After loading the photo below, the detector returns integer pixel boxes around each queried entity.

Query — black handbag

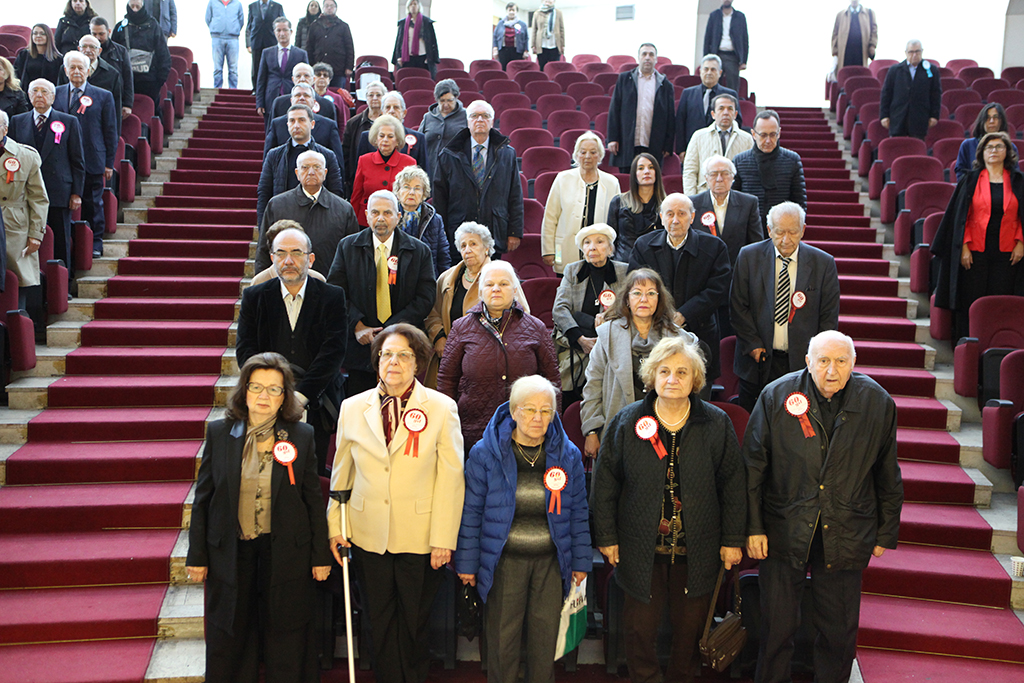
[456,583,482,640]
[699,564,747,672]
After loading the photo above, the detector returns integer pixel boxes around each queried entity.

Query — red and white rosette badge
[312,101,320,113]
[599,288,616,310]
[50,120,66,144]
[701,211,717,236]
[785,392,816,438]
[544,466,567,514]
[3,157,20,184]
[273,440,298,484]
[387,255,398,285]
[77,95,92,115]
[788,291,806,324]
[405,134,417,148]
[402,408,427,458]
[635,415,668,459]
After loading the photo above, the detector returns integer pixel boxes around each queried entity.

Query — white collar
[374,230,396,254]
[773,243,799,261]
[36,107,54,119]
[302,186,322,202]
[280,276,309,301]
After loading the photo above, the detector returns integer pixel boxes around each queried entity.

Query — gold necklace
[513,440,543,467]
[655,398,690,430]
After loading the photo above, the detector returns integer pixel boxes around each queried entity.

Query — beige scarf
[238,415,277,540]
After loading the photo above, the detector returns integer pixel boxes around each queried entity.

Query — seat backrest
[454,77,480,94]
[492,92,531,115]
[594,112,609,137]
[954,102,985,128]
[715,336,740,400]
[483,78,521,101]
[514,70,549,91]
[858,101,881,125]
[580,62,613,80]
[673,74,702,91]
[970,296,1024,351]
[520,277,560,327]
[546,109,590,139]
[593,72,620,94]
[508,127,554,154]
[132,94,155,120]
[1000,66,1024,84]
[475,69,511,89]
[1006,104,1024,131]
[579,94,611,121]
[458,91,486,107]
[972,78,1011,100]
[398,76,435,92]
[543,61,576,77]
[942,88,982,111]
[0,25,32,40]
[987,89,1024,108]
[567,81,605,104]
[616,61,638,73]
[959,66,996,84]
[571,54,601,68]
[507,60,539,78]
[502,234,554,279]
[523,198,544,234]
[355,54,389,69]
[877,136,928,166]
[521,146,572,178]
[921,211,943,244]
[469,59,501,77]
[998,349,1024,409]
[711,400,750,444]
[891,155,944,190]
[532,171,558,203]
[946,58,979,75]
[837,65,872,88]
[170,54,189,77]
[553,71,588,91]
[0,34,27,53]
[942,77,968,92]
[842,76,880,96]
[354,65,390,81]
[436,68,468,81]
[405,105,428,129]
[607,55,635,69]
[394,66,430,84]
[930,137,962,172]
[561,401,586,456]
[536,93,577,121]
[865,118,888,146]
[660,64,690,80]
[905,181,955,222]
[403,89,436,109]
[874,65,891,84]
[849,88,881,109]
[925,119,966,150]
[498,108,542,135]
[525,80,562,104]
[40,225,55,262]
[121,113,143,142]
[438,57,465,70]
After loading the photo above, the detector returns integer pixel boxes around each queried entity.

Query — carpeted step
[46,375,219,407]
[106,275,242,298]
[896,428,962,464]
[3,440,201,485]
[161,181,257,197]
[839,315,918,342]
[800,158,848,170]
[900,461,976,504]
[142,208,258,226]
[807,201,865,216]
[837,295,908,318]
[115,256,245,277]
[854,340,928,369]
[891,396,949,430]
[185,137,264,151]
[169,168,261,184]
[194,121,266,133]
[174,157,264,172]
[0,482,191,532]
[0,639,157,683]
[179,146,264,161]
[128,238,249,258]
[0,585,167,645]
[66,347,224,375]
[80,320,231,346]
[863,544,1008,606]
[153,194,256,210]
[802,168,855,180]
[135,222,255,240]
[26,407,210,442]
[805,178,856,191]
[858,594,1024,662]
[855,366,937,397]
[806,190,860,203]
[0,529,179,588]
[896,503,993,550]
[806,214,872,227]
[838,276,900,300]
[93,297,238,321]
[834,258,891,276]
[856,649,1024,682]
[805,240,884,258]
[804,226,878,243]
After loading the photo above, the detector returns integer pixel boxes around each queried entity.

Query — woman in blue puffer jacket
[455,375,591,683]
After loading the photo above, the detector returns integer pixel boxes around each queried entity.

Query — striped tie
[36,114,46,132]
[473,144,486,185]
[774,256,792,326]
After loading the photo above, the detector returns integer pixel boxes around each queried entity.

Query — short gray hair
[292,62,314,78]
[701,154,736,177]
[508,375,558,412]
[290,83,315,97]
[767,201,806,230]
[394,165,431,198]
[63,51,89,69]
[369,114,406,148]
[453,222,495,256]
[382,91,407,111]
[434,78,459,100]
[640,335,707,393]
[295,149,326,170]
[573,131,605,163]
[367,189,400,214]
[28,78,56,95]
[365,81,389,98]
[700,54,723,70]
[0,110,8,129]
[273,16,292,29]
[807,330,857,359]
[467,99,495,120]
[906,39,923,51]
[479,259,521,293]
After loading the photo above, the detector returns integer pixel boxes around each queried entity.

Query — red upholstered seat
[982,349,1024,472]
[567,81,605,105]
[532,171,558,203]
[356,55,389,68]
[469,59,501,77]
[561,401,586,457]
[491,92,531,115]
[715,336,741,404]
[1000,66,1024,84]
[523,198,544,234]
[0,34,27,54]
[868,137,927,199]
[520,277,559,327]
[925,119,966,151]
[482,78,521,101]
[930,137,963,180]
[536,94,576,122]
[503,234,554,279]
[0,25,32,40]
[525,80,561,104]
[607,55,635,70]
[506,60,539,79]
[398,76,435,92]
[894,181,953,255]
[880,155,945,224]
[987,89,1024,108]
[673,74,702,91]
[454,77,479,94]
[593,72,620,94]
[405,105,427,129]
[954,102,985,129]
[571,54,600,68]
[946,58,979,75]
[941,77,968,92]
[842,87,881,139]
[475,69,511,90]
[580,62,613,81]
[543,61,576,77]
[942,88,982,112]
[41,226,69,316]
[553,71,588,92]
[508,127,554,155]
[711,401,749,444]
[546,110,590,141]
[958,66,996,84]
[121,114,151,178]
[910,212,945,293]
[514,71,549,91]
[498,108,542,135]
[438,57,465,70]
[972,78,1012,101]
[521,146,572,178]
[436,68,468,81]
[394,66,430,84]
[403,89,435,108]
[458,91,486,107]
[615,61,638,73]
[660,64,690,80]
[0,271,36,372]
[954,297,1024,403]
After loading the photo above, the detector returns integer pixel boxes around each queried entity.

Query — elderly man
[627,192,732,385]
[675,54,741,155]
[255,18,308,119]
[355,91,430,174]
[246,0,286,91]
[52,51,117,258]
[0,110,48,330]
[419,79,467,176]
[258,103,344,225]
[256,149,358,277]
[90,18,134,119]
[880,40,941,139]
[327,189,436,396]
[342,80,387,187]
[434,99,523,263]
[10,79,85,279]
[731,202,840,412]
[264,83,344,169]
[269,62,337,125]
[683,93,752,196]
[733,110,807,230]
[744,330,903,683]
[703,0,748,91]
[832,0,878,73]
[236,224,348,474]
[606,43,675,173]
[60,35,123,136]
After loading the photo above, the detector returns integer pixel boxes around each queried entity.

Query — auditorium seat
[403,89,435,108]
[506,60,539,79]
[491,92,531,115]
[894,181,954,255]
[398,76,435,92]
[869,137,927,199]
[925,119,966,151]
[356,54,389,68]
[930,137,963,181]
[580,62,613,81]
[553,71,588,92]
[953,102,985,129]
[498,108,542,135]
[881,155,945,224]
[520,277,559,328]
[40,226,69,316]
[475,69,511,90]
[579,95,611,121]
[483,78,521,101]
[469,59,501,77]
[946,58,979,75]
[987,89,1024,108]
[543,61,577,77]
[942,88,982,112]
[571,54,601,68]
[508,128,554,155]
[514,70,549,91]
[438,57,465,70]
[525,80,562,104]
[546,110,590,142]
[958,66,996,85]
[567,81,605,104]
[535,94,576,122]
[982,349,1024,472]
[521,147,572,178]
[972,78,1011,101]
[523,198,544,234]
[954,296,1024,402]
[532,171,558,203]
[503,234,554,279]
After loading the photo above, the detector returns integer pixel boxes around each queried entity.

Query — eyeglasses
[518,407,554,419]
[272,249,310,260]
[380,350,416,363]
[247,382,285,396]
[705,170,733,178]
[984,144,1007,152]
[629,289,659,300]
[468,112,493,120]
[754,131,780,140]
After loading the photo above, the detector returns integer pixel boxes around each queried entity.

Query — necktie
[719,129,730,153]
[279,47,289,95]
[376,243,392,323]
[473,144,486,185]
[70,88,82,113]
[36,114,46,132]
[775,256,792,326]
[703,87,712,118]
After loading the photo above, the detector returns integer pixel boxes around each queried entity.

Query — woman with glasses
[438,260,560,450]
[455,375,591,683]
[14,24,64,86]
[186,352,332,683]
[328,323,465,683]
[955,103,1019,183]
[933,131,1024,340]
[395,164,450,277]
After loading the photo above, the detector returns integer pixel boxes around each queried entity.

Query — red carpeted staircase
[0,90,260,683]
[773,107,1024,680]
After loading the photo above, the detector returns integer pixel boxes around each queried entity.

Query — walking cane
[331,492,357,683]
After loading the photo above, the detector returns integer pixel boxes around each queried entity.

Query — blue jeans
[211,36,238,89]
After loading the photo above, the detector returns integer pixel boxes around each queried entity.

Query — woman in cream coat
[541,131,620,274]
[328,323,464,683]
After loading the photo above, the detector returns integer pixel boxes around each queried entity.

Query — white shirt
[302,186,322,202]
[712,191,730,232]
[634,71,657,147]
[909,64,918,79]
[278,44,292,63]
[772,243,799,352]
[720,12,734,52]
[280,276,308,331]
[374,230,396,257]
[668,231,689,250]
[35,107,54,121]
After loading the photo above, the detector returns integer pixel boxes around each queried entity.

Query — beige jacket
[0,139,48,288]
[530,8,565,54]
[682,122,754,195]
[327,381,465,554]
[832,6,878,70]
[541,168,619,274]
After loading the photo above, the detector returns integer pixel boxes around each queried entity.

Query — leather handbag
[699,564,747,673]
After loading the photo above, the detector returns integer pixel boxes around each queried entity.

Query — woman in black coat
[392,0,439,78]
[186,352,332,683]
[591,335,746,683]
[608,152,665,263]
[14,24,64,87]
[305,0,354,88]
[55,0,97,55]
[112,0,171,108]
[0,57,31,119]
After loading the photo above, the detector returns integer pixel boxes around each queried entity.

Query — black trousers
[498,46,522,70]
[618,145,649,174]
[718,50,741,92]
[47,206,71,274]
[401,54,434,79]
[351,545,444,683]
[955,249,1022,341]
[81,173,105,252]
[537,48,561,71]
[755,529,863,683]
[622,557,711,683]
[738,350,791,413]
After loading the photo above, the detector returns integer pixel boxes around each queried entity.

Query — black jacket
[703,8,749,64]
[733,146,807,229]
[607,68,675,167]
[246,0,285,51]
[9,109,85,208]
[608,194,661,263]
[52,82,118,175]
[98,39,136,110]
[257,138,344,225]
[305,16,354,80]
[112,7,172,88]
[744,370,903,571]
[264,112,344,172]
[0,87,31,119]
[14,50,64,90]
[591,393,746,602]
[255,184,359,276]
[879,60,942,138]
[674,82,741,153]
[342,108,372,187]
[55,12,94,55]
[433,127,524,254]
[689,189,762,265]
[391,15,440,66]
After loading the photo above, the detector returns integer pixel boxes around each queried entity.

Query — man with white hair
[255,17,308,120]
[263,83,344,167]
[879,39,942,139]
[328,189,436,395]
[268,62,338,124]
[743,329,902,683]
[731,201,840,412]
[52,50,117,257]
[59,34,123,135]
[355,91,430,174]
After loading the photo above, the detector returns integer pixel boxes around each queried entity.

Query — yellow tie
[376,243,392,323]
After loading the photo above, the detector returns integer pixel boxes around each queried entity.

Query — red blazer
[351,149,416,225]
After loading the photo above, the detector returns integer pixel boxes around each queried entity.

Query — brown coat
[530,8,565,54]
[832,6,878,70]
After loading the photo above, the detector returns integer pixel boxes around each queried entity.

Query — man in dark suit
[703,0,748,91]
[90,17,134,119]
[255,17,307,120]
[327,189,436,396]
[11,79,86,279]
[236,224,348,473]
[264,84,344,168]
[60,35,123,137]
[675,54,741,156]
[246,0,285,91]
[52,51,118,257]
[268,63,336,125]
[628,192,732,387]
[256,149,359,277]
[257,104,344,225]
[733,110,807,231]
[879,40,942,139]
[730,201,841,412]
[354,91,430,176]
[606,43,675,172]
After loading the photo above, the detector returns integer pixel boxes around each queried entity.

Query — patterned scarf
[379,381,415,445]
[237,414,277,540]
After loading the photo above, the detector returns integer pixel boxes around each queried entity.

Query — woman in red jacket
[351,114,416,227]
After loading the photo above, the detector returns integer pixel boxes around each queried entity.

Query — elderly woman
[328,323,464,683]
[351,114,416,227]
[420,79,467,173]
[186,352,331,683]
[456,375,591,683]
[312,61,345,121]
[609,152,666,262]
[55,0,96,54]
[438,260,560,449]
[305,0,354,88]
[493,3,530,69]
[542,131,620,274]
[0,58,31,119]
[395,165,451,277]
[933,130,1024,340]
[581,266,693,458]
[294,0,320,50]
[955,103,1019,183]
[392,0,440,78]
[591,336,746,683]
[14,24,64,86]
[342,80,387,185]
[552,223,628,400]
